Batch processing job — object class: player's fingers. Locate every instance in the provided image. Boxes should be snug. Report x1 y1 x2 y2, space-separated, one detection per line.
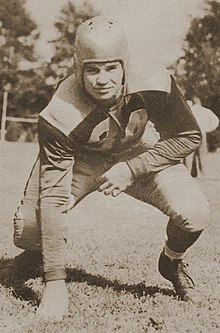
98 181 112 192
111 188 122 197
103 185 116 196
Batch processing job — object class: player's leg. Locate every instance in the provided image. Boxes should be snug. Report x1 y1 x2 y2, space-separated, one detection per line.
37 157 106 321
127 163 210 301
70 157 108 206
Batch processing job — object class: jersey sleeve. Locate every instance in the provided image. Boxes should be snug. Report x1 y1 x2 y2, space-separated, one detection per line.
126 76 202 177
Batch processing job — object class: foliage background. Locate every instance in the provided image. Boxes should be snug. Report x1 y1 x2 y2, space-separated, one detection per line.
174 0 220 151
0 0 219 149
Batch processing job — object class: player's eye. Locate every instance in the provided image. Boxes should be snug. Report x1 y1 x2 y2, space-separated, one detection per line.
108 65 117 70
84 66 99 74
106 64 118 71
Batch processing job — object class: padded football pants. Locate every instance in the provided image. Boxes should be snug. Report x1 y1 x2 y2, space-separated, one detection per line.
14 157 210 281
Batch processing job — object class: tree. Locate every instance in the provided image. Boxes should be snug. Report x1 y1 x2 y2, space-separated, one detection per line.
48 0 99 81
0 0 38 90
174 0 220 151
0 0 54 141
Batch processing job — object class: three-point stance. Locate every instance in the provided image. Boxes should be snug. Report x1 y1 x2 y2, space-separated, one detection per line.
14 16 210 321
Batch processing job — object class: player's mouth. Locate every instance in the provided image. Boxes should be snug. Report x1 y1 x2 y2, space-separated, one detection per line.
96 87 113 93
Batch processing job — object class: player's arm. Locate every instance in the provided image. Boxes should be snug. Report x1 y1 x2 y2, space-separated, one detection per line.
99 73 201 195
126 75 202 177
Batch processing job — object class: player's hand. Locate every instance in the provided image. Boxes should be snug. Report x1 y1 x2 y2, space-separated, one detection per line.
98 162 134 197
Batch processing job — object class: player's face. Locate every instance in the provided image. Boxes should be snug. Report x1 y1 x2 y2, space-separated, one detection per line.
83 61 124 101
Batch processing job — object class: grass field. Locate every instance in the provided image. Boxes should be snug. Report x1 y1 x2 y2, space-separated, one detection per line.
0 142 220 333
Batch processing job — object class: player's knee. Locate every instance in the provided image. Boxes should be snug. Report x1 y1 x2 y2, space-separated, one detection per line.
189 200 210 232
174 198 211 233
13 209 40 250
13 210 25 247
14 230 41 250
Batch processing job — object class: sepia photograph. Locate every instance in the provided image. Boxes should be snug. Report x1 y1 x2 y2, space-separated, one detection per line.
0 0 220 332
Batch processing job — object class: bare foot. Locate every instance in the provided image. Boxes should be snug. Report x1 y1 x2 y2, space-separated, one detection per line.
37 280 68 321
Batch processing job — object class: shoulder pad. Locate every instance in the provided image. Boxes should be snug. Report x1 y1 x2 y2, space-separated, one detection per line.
39 74 96 136
55 74 96 110
126 63 171 94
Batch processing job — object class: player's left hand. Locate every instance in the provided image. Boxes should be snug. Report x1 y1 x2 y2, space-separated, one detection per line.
99 162 134 197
